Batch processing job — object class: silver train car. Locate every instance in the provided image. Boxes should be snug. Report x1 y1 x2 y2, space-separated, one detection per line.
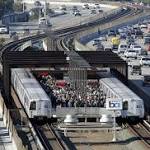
11 68 52 119
99 77 144 119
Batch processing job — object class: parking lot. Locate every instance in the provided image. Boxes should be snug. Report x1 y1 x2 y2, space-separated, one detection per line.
86 19 150 96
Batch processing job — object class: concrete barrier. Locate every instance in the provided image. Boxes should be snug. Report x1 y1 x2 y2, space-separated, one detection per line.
0 93 26 150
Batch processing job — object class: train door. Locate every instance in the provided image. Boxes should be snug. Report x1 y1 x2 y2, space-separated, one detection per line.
29 101 36 118
36 101 50 118
122 101 128 118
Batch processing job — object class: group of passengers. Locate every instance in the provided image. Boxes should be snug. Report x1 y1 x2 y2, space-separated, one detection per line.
37 74 106 108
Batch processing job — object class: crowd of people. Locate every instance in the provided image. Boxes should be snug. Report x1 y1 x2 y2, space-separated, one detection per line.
36 73 106 108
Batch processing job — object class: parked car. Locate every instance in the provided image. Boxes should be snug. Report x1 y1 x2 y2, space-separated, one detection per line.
74 11 81 16
131 65 141 75
91 9 97 14
108 30 116 36
93 39 100 46
127 36 135 45
142 75 150 86
82 4 89 9
124 49 137 59
99 35 107 41
140 57 150 66
118 44 127 53
98 9 103 13
144 35 150 44
131 45 142 54
120 32 127 39
59 5 66 11
0 26 9 34
140 23 147 29
94 3 100 9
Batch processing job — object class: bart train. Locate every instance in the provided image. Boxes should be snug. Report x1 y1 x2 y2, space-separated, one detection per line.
11 68 52 119
100 77 144 119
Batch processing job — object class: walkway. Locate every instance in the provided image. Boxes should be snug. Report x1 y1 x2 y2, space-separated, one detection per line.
0 110 17 150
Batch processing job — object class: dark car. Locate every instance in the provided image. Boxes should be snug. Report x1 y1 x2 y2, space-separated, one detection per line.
126 36 135 45
143 75 150 86
120 32 127 39
108 30 116 36
135 29 143 38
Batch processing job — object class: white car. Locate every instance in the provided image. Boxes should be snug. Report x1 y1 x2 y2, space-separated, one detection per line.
99 35 107 41
124 49 137 59
0 26 8 34
140 57 150 66
118 44 127 53
140 24 147 29
131 45 142 54
93 39 100 46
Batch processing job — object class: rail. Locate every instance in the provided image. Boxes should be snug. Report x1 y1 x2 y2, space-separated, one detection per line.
33 123 65 150
128 122 150 148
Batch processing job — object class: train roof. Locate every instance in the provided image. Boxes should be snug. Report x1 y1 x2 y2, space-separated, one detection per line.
100 77 142 100
12 68 50 101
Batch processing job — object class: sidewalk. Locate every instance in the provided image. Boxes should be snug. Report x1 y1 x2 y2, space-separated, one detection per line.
0 111 17 150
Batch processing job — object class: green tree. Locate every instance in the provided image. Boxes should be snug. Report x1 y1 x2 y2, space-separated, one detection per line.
0 38 5 47
0 0 14 17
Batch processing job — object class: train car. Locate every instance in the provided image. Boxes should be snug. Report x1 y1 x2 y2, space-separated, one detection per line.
99 77 144 119
11 68 52 119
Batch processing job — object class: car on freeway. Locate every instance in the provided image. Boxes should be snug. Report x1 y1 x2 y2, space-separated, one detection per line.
0 26 9 34
131 65 141 75
93 38 100 46
140 57 150 66
99 35 107 41
72 5 78 11
94 3 100 9
108 30 116 36
98 9 103 13
91 9 97 14
118 44 127 54
82 4 89 9
124 49 137 59
74 11 81 16
59 5 67 11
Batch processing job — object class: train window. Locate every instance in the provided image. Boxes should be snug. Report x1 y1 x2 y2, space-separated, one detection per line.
123 101 128 110
30 101 36 110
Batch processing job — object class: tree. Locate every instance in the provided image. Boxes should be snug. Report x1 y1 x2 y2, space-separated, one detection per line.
0 38 5 47
13 1 23 12
0 0 14 18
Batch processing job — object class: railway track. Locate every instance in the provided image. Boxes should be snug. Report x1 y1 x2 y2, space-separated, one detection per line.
34 123 65 150
128 121 150 148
